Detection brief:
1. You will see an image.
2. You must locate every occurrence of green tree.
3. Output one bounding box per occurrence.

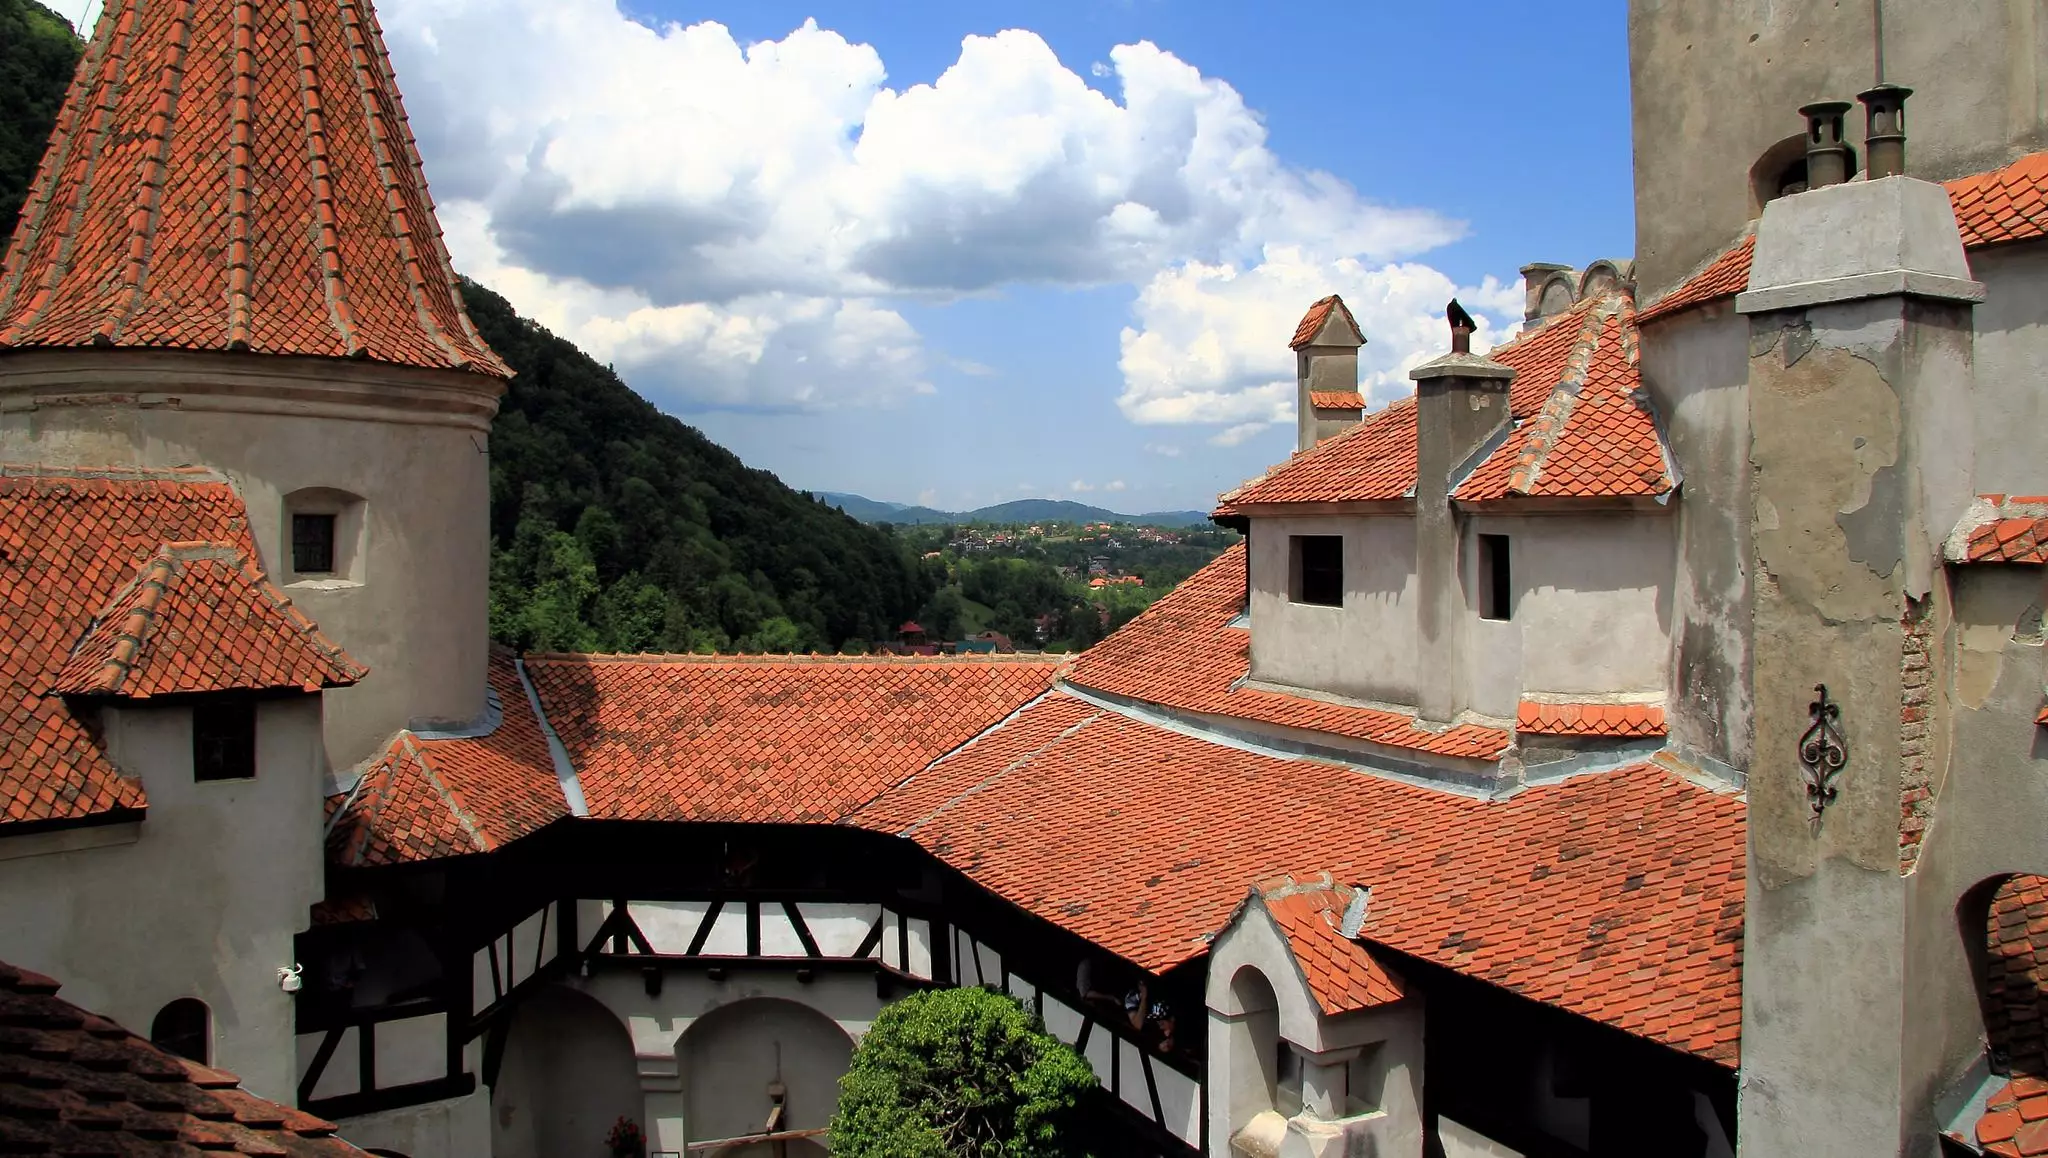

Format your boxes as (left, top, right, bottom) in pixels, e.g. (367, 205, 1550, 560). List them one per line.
(829, 988, 1096, 1158)
(0, 0, 83, 245)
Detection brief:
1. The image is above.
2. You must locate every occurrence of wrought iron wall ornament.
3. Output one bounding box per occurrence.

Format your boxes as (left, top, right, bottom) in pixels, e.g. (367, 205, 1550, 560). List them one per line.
(1799, 684, 1848, 819)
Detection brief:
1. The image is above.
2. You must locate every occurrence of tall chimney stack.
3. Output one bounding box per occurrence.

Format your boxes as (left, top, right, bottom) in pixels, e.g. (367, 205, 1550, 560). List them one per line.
(1800, 100, 1855, 189)
(1290, 295, 1366, 452)
(1409, 302, 1515, 726)
(1859, 83, 1912, 178)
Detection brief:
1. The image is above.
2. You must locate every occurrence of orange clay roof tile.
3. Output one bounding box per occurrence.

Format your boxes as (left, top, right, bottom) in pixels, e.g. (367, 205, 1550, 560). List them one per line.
(52, 542, 363, 697)
(1950, 496, 2048, 564)
(327, 649, 565, 867)
(1974, 875, 2048, 1156)
(1063, 546, 1511, 760)
(0, 958, 367, 1156)
(854, 689, 1746, 1064)
(1223, 294, 1671, 511)
(1250, 875, 1406, 1015)
(1290, 295, 1362, 350)
(1308, 390, 1366, 410)
(0, 0, 509, 378)
(0, 465, 306, 830)
(1640, 150, 2048, 323)
(1516, 701, 1667, 738)
(525, 653, 1062, 824)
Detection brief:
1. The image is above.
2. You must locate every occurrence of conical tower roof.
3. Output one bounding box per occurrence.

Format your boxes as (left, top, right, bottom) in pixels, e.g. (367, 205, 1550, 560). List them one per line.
(0, 0, 510, 377)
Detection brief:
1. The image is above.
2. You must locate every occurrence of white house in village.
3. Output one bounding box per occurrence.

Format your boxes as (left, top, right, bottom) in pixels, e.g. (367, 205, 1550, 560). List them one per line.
(4, 2, 2048, 1158)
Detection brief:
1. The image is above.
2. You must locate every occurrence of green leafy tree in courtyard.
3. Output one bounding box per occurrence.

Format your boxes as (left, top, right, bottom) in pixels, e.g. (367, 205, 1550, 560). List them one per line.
(829, 987, 1096, 1158)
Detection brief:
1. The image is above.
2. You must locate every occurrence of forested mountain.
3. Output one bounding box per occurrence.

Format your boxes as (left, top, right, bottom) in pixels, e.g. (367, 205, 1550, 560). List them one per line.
(0, 0, 82, 242)
(814, 493, 1212, 527)
(462, 282, 934, 654)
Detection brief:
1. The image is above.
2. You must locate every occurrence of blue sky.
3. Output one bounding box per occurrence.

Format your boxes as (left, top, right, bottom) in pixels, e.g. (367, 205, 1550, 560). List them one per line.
(362, 0, 1635, 513)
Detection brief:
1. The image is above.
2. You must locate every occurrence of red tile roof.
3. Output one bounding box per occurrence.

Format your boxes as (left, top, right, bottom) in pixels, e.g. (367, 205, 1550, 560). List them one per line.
(1251, 874, 1406, 1015)
(1308, 391, 1366, 411)
(1223, 294, 1670, 511)
(1065, 546, 1511, 762)
(1640, 150, 2048, 323)
(1290, 295, 1362, 350)
(1951, 496, 2048, 565)
(525, 654, 1061, 824)
(327, 649, 565, 867)
(0, 466, 274, 830)
(0, 0, 509, 378)
(0, 959, 366, 1156)
(1516, 701, 1667, 738)
(1976, 875, 2048, 1156)
(856, 689, 1746, 1064)
(52, 542, 363, 697)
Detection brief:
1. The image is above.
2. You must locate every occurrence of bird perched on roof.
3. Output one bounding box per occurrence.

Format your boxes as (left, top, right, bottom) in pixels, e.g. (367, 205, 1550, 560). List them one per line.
(1447, 299, 1477, 332)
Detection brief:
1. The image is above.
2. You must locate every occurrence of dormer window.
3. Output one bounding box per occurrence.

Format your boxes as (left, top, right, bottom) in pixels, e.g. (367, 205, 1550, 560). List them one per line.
(1289, 535, 1344, 607)
(193, 699, 257, 781)
(292, 513, 335, 574)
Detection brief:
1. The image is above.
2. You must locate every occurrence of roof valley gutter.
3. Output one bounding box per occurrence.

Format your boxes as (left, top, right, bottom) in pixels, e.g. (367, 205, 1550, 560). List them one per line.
(516, 658, 589, 817)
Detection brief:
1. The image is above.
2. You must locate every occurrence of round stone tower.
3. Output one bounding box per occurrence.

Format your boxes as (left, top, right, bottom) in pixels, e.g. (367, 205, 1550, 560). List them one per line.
(0, 0, 513, 775)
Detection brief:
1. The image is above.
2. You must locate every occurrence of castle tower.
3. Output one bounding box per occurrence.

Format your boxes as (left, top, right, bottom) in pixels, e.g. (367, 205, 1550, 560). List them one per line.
(0, 0, 512, 775)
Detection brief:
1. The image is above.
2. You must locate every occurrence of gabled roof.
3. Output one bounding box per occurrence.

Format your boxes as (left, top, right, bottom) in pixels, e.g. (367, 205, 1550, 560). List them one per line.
(1290, 295, 1363, 350)
(0, 466, 272, 830)
(0, 0, 509, 378)
(327, 650, 564, 867)
(1063, 546, 1511, 761)
(525, 653, 1061, 824)
(1947, 495, 2048, 564)
(1220, 293, 1670, 512)
(1640, 150, 2048, 323)
(52, 542, 363, 697)
(855, 689, 1746, 1064)
(1246, 874, 1406, 1016)
(0, 959, 366, 1156)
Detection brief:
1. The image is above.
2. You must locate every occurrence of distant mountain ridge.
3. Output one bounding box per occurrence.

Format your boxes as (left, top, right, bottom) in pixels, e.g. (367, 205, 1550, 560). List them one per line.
(813, 492, 1212, 528)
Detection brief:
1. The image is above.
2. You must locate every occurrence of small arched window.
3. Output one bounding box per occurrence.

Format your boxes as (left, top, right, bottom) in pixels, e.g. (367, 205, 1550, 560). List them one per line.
(150, 998, 211, 1064)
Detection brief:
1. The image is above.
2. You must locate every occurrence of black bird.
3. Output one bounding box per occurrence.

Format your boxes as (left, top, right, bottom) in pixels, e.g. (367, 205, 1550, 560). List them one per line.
(1447, 299, 1477, 332)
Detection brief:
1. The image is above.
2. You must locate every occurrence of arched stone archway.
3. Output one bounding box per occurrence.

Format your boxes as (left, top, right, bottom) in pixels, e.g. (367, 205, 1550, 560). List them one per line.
(677, 997, 853, 1154)
(491, 985, 642, 1158)
(1223, 965, 1286, 1149)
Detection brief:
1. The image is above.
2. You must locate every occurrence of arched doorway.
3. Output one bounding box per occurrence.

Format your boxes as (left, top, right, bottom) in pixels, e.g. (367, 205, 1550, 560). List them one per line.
(491, 986, 641, 1158)
(1222, 965, 1291, 1152)
(150, 998, 211, 1064)
(677, 998, 852, 1155)
(1963, 874, 2048, 1156)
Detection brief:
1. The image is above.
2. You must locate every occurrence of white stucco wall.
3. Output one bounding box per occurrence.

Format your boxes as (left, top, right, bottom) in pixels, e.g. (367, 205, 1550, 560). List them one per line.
(0, 352, 498, 773)
(0, 695, 327, 1103)
(1463, 513, 1675, 719)
(490, 987, 642, 1158)
(1969, 242, 2048, 498)
(335, 1087, 491, 1158)
(1248, 511, 1672, 721)
(1249, 516, 1421, 706)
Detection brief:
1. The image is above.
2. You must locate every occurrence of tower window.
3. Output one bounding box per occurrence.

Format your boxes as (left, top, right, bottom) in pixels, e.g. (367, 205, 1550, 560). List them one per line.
(1479, 534, 1512, 621)
(193, 699, 257, 781)
(1289, 535, 1344, 607)
(292, 513, 336, 574)
(150, 998, 211, 1064)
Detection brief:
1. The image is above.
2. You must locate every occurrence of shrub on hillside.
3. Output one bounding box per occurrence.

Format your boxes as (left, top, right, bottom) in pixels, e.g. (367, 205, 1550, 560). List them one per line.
(829, 987, 1096, 1157)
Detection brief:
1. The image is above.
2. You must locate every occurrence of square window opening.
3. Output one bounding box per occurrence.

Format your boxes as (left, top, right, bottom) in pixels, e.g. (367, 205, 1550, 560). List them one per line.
(193, 700, 257, 781)
(1290, 535, 1344, 607)
(292, 513, 336, 575)
(1479, 533, 1512, 621)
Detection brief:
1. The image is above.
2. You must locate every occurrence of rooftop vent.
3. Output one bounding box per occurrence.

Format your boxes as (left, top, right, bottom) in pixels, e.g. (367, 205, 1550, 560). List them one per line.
(1860, 84, 1913, 178)
(1799, 100, 1855, 190)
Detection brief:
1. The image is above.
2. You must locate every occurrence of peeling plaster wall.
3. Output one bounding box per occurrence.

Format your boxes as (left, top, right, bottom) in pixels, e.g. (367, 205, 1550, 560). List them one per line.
(1739, 294, 1982, 1157)
(1969, 242, 2048, 496)
(1640, 304, 1754, 769)
(1628, 0, 2048, 297)
(0, 696, 327, 1104)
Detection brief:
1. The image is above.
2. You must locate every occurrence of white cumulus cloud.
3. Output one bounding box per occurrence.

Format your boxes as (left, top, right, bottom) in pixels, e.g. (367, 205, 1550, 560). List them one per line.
(366, 0, 1505, 420)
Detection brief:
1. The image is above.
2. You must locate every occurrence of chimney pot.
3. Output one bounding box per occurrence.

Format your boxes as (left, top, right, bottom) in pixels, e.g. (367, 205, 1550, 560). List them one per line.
(1798, 100, 1855, 189)
(1859, 83, 1912, 179)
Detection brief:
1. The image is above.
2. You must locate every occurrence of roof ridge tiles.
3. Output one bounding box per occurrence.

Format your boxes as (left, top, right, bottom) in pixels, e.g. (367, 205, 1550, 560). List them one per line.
(99, 0, 192, 347)
(1504, 298, 1615, 493)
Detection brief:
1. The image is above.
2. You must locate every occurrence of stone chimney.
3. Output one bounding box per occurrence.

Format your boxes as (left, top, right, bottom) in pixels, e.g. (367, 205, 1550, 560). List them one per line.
(1290, 296, 1366, 452)
(1409, 302, 1515, 726)
(1519, 263, 1579, 329)
(1734, 96, 1986, 1155)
